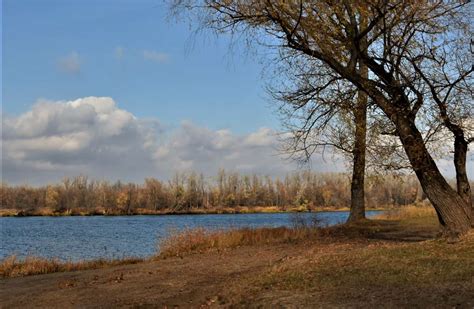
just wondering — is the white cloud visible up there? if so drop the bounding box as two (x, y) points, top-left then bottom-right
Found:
(57, 52), (81, 74)
(151, 122), (298, 178)
(143, 50), (169, 63)
(243, 127), (275, 146)
(10, 97), (452, 185)
(3, 97), (160, 184)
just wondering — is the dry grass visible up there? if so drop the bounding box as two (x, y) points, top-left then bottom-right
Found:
(258, 231), (474, 293)
(158, 226), (321, 258)
(157, 206), (441, 259)
(0, 255), (143, 278)
(157, 209), (474, 307)
(0, 209), (19, 216)
(374, 204), (436, 220)
(157, 220), (386, 259)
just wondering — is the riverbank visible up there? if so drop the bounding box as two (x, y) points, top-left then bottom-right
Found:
(1, 207), (473, 307)
(0, 205), (390, 217)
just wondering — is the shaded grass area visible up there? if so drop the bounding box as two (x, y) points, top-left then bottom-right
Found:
(0, 256), (143, 278)
(251, 232), (474, 307)
(261, 235), (474, 291)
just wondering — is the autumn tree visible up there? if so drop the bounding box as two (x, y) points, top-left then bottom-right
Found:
(44, 186), (60, 210)
(144, 178), (165, 210)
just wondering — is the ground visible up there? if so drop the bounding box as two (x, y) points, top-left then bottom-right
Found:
(1, 217), (473, 308)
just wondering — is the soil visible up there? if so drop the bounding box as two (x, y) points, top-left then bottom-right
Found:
(1, 221), (473, 308)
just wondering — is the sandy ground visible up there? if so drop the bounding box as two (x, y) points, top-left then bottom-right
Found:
(1, 244), (296, 308)
(1, 222), (473, 308)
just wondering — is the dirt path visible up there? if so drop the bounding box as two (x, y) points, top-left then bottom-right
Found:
(1, 244), (299, 308)
(1, 222), (473, 308)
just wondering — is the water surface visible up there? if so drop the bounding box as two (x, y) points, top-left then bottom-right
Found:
(1, 211), (381, 261)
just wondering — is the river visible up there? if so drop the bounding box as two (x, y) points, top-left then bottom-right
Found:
(0, 211), (382, 261)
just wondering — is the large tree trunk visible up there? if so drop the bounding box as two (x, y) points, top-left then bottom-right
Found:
(395, 114), (471, 238)
(347, 89), (367, 222)
(454, 136), (473, 226)
(347, 23), (368, 223)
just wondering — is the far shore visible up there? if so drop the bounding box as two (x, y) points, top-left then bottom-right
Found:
(0, 205), (390, 217)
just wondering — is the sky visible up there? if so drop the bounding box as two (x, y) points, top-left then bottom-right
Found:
(2, 0), (274, 131)
(1, 0), (471, 185)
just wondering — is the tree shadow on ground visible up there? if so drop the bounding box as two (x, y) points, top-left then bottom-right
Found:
(323, 219), (440, 243)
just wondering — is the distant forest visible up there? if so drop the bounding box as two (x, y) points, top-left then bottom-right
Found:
(1, 171), (468, 215)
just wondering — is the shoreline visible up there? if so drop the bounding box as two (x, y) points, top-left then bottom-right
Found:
(0, 206), (390, 218)
(2, 213), (472, 308)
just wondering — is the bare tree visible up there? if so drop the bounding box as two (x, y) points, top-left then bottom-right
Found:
(171, 0), (473, 238)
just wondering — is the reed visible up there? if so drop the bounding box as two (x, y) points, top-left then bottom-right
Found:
(0, 255), (142, 278)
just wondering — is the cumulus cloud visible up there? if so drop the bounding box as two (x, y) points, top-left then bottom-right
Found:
(2, 97), (350, 185)
(3, 97), (160, 184)
(57, 52), (81, 74)
(143, 50), (169, 63)
(153, 123), (298, 177)
(2, 97), (472, 185)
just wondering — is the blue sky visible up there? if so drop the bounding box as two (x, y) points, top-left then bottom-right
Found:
(1, 0), (470, 184)
(2, 0), (314, 184)
(3, 0), (276, 133)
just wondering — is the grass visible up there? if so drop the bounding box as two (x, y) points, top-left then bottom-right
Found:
(0, 255), (143, 278)
(155, 205), (474, 307)
(158, 226), (320, 258)
(245, 207), (474, 305)
(373, 203), (436, 220)
(156, 205), (447, 261)
(258, 231), (474, 293)
(157, 214), (407, 258)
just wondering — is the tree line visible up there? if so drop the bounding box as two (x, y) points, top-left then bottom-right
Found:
(0, 171), (433, 215)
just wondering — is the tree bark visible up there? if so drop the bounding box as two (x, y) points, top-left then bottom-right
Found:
(454, 136), (473, 226)
(347, 86), (367, 222)
(347, 17), (368, 223)
(394, 113), (471, 237)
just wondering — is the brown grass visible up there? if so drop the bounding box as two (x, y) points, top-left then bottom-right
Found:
(374, 204), (436, 220)
(259, 230), (474, 287)
(157, 222), (387, 259)
(158, 205), (441, 259)
(0, 255), (143, 278)
(158, 227), (321, 258)
(0, 209), (19, 216)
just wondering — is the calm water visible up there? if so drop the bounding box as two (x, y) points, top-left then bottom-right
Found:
(0, 211), (381, 261)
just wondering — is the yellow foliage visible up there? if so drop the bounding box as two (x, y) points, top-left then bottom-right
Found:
(45, 186), (59, 209)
